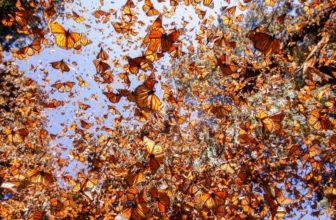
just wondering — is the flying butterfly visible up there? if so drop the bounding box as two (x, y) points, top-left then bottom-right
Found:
(76, 76), (89, 87)
(50, 59), (70, 72)
(145, 28), (183, 53)
(72, 11), (85, 23)
(196, 8), (206, 19)
(96, 47), (109, 60)
(134, 108), (150, 122)
(216, 55), (238, 76)
(78, 102), (91, 110)
(43, 99), (64, 108)
(134, 73), (161, 110)
(50, 22), (81, 49)
(126, 54), (153, 74)
(222, 15), (233, 25)
(103, 91), (122, 103)
(247, 30), (280, 55)
(52, 81), (75, 93)
(93, 59), (111, 74)
(144, 136), (164, 172)
(143, 0), (160, 16)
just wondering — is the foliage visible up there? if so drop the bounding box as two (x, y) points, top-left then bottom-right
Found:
(0, 0), (64, 53)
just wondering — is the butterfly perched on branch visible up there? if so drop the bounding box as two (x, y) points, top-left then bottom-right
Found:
(307, 109), (329, 130)
(3, 127), (29, 145)
(257, 110), (283, 133)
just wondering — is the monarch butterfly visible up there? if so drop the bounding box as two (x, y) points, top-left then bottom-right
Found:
(76, 76), (89, 87)
(27, 170), (53, 186)
(134, 74), (161, 110)
(122, 6), (135, 21)
(247, 31), (280, 56)
(144, 136), (163, 172)
(170, 0), (178, 6)
(80, 120), (93, 129)
(239, 122), (257, 144)
(123, 0), (135, 8)
(100, 71), (114, 84)
(43, 99), (64, 108)
(103, 91), (122, 103)
(125, 168), (145, 186)
(112, 22), (130, 34)
(79, 34), (92, 47)
(126, 55), (153, 74)
(121, 191), (150, 219)
(11, 47), (28, 60)
(216, 56), (237, 76)
(96, 47), (109, 60)
(29, 38), (42, 54)
(92, 9), (108, 19)
(257, 110), (283, 132)
(235, 14), (244, 23)
(50, 59), (70, 72)
(3, 128), (29, 144)
(225, 6), (236, 16)
(134, 108), (150, 122)
(164, 90), (184, 107)
(43, 3), (56, 20)
(241, 196), (258, 214)
(277, 13), (286, 24)
(15, 11), (28, 26)
(32, 210), (44, 220)
(211, 104), (232, 118)
(265, 0), (277, 6)
(93, 59), (110, 74)
(149, 187), (170, 212)
(146, 28), (183, 53)
(196, 8), (206, 19)
(201, 190), (227, 208)
(50, 197), (66, 218)
(169, 44), (186, 58)
(72, 11), (85, 23)
(50, 22), (81, 49)
(222, 15), (233, 25)
(307, 110), (329, 130)
(143, 0), (160, 16)
(2, 15), (14, 26)
(168, 111), (187, 125)
(52, 81), (75, 93)
(72, 178), (97, 200)
(142, 15), (164, 47)
(203, 0), (214, 8)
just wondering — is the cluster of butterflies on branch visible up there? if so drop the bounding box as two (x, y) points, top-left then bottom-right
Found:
(0, 0), (336, 219)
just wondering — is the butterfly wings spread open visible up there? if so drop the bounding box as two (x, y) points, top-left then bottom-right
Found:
(247, 31), (280, 56)
(50, 22), (81, 49)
